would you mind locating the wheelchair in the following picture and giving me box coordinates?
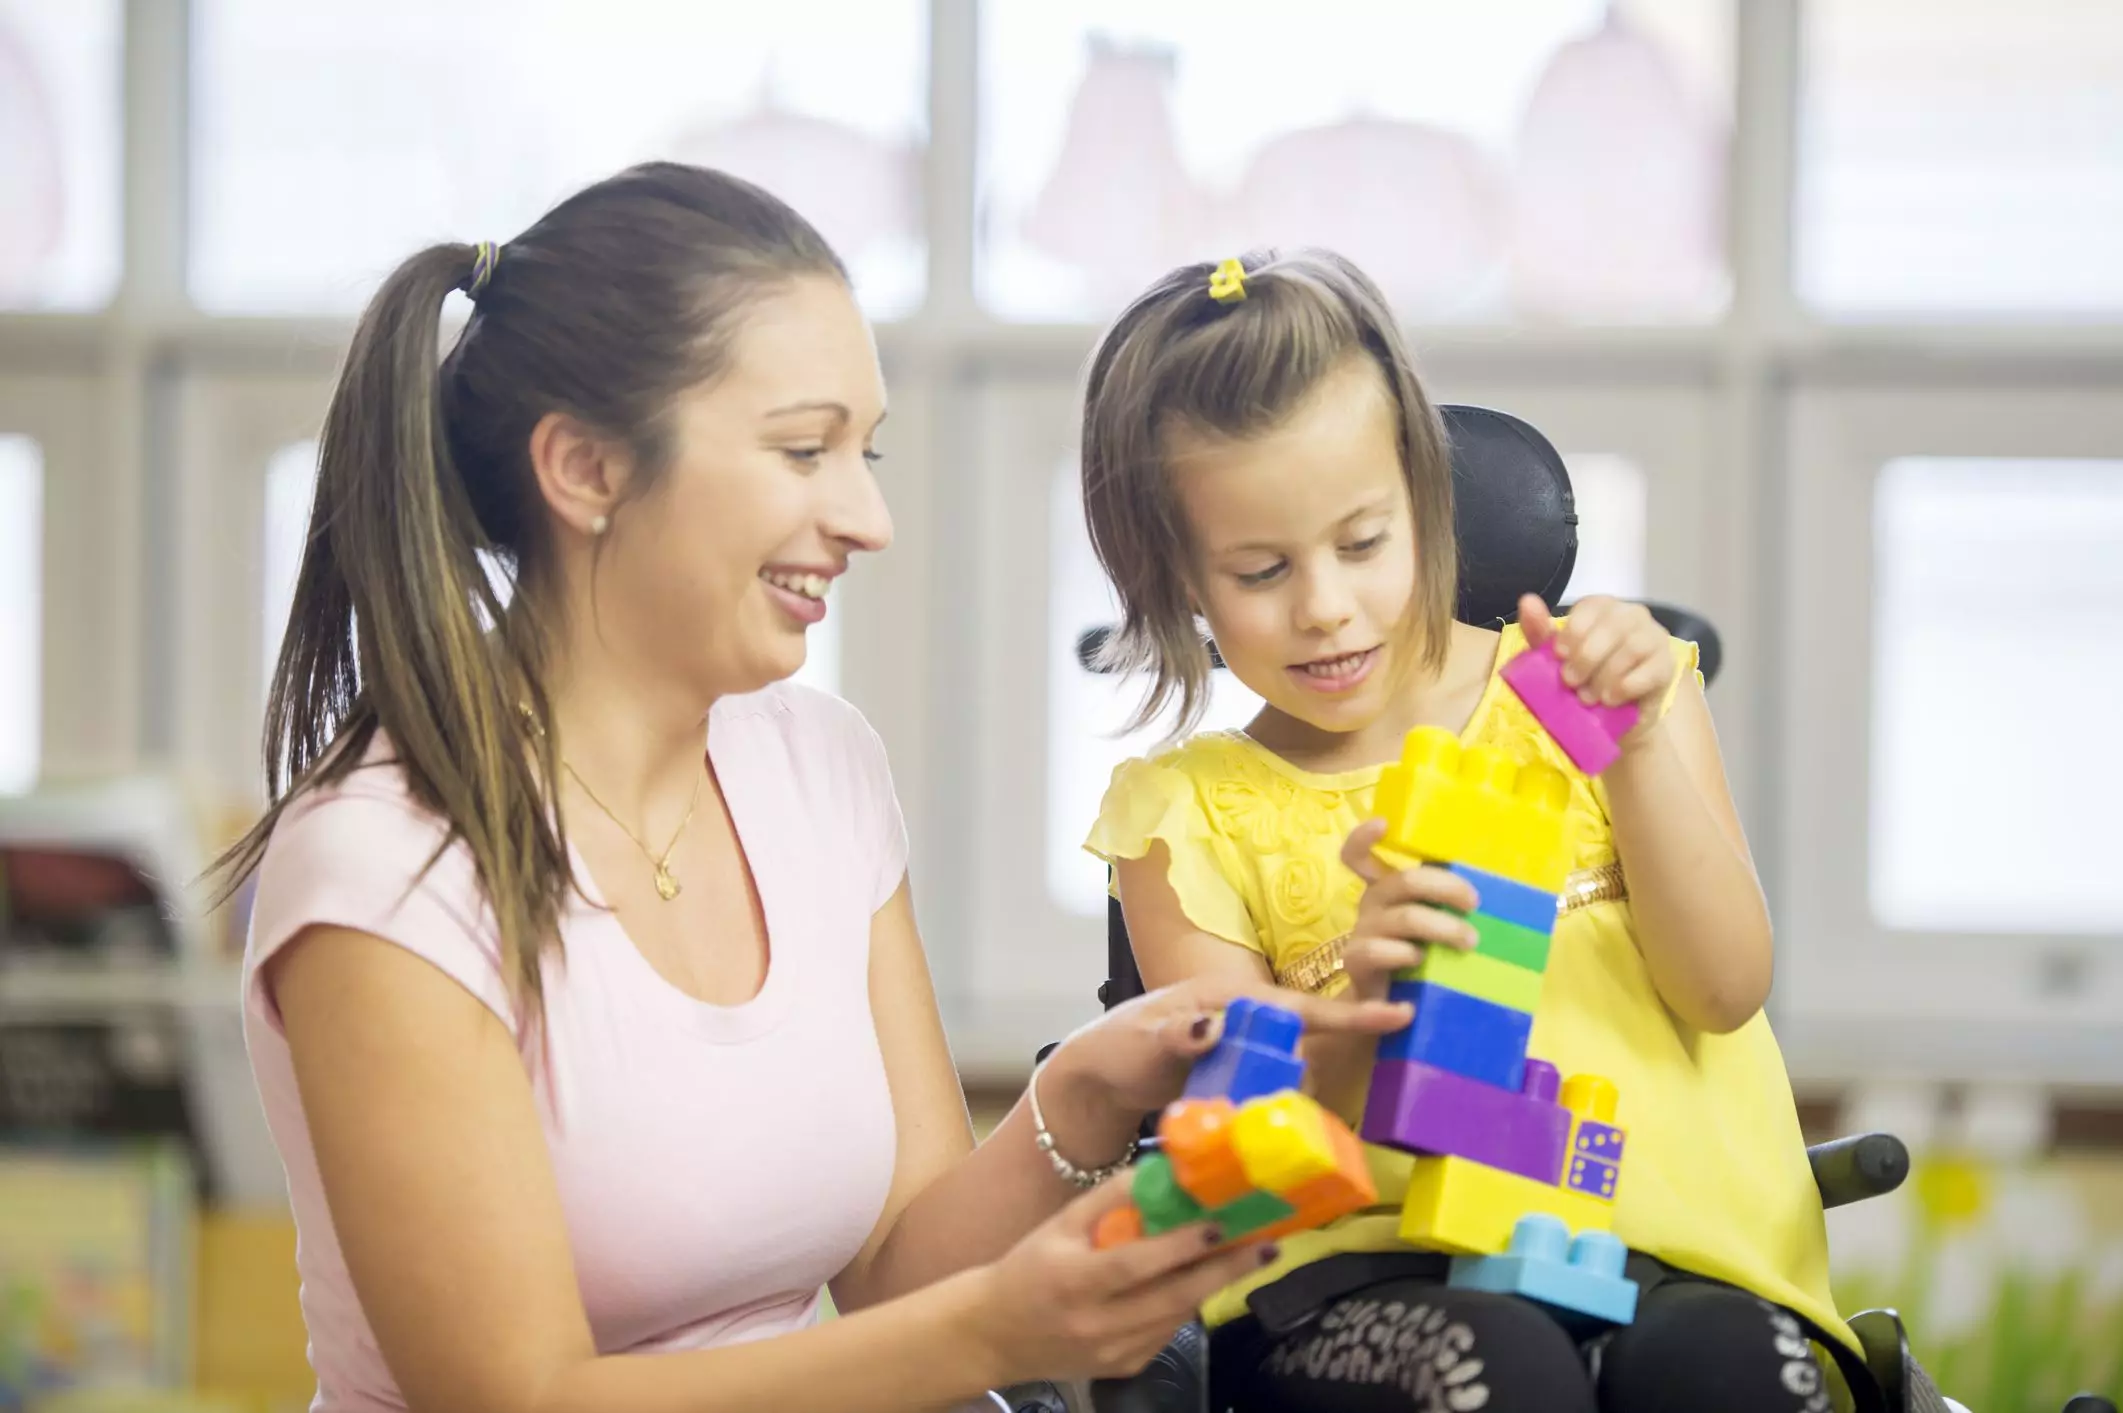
[1007,406,2115,1413]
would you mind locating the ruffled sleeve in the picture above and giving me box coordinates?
[1662,634,1704,713]
[1083,756,1262,954]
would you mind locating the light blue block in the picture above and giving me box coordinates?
[1447,1216,1637,1326]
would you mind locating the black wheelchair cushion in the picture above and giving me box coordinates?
[1442,404,1578,630]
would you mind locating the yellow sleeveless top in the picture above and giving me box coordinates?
[1084,625,1854,1350]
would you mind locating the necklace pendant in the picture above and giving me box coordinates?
[653,866,681,901]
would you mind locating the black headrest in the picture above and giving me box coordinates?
[1442,404,1576,629]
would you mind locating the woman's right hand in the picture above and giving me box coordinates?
[961,1174,1279,1385]
[1336,819,1482,1000]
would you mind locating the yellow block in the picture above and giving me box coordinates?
[1398,1154,1614,1255]
[1374,728,1575,891]
[1230,1092,1339,1194]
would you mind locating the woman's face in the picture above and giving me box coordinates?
[596,275,892,698]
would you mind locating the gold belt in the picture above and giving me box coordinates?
[1270,861,1628,995]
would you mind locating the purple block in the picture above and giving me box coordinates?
[1500,639,1640,776]
[1361,1059,1571,1183]
[1521,1059,1560,1105]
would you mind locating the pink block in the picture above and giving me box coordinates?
[1500,639,1639,776]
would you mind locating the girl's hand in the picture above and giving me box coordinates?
[963,1176,1281,1384]
[1337,818,1480,1000]
[1043,974,1413,1125]
[1518,593,1679,748]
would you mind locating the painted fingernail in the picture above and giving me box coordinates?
[1189,1015,1213,1041]
[1258,1244,1282,1266]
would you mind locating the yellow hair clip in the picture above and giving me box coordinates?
[1208,257,1247,304]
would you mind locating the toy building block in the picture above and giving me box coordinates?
[1229,1092,1378,1242]
[1560,1074,1626,1202]
[1373,728,1575,891]
[1093,1204,1145,1249]
[1362,1058,1571,1184]
[1398,1153,1614,1255]
[1464,906,1555,971]
[1448,1215,1638,1326]
[1183,998,1305,1105]
[1500,639,1640,777]
[1375,979,1532,1091]
[1159,1097,1254,1207]
[1126,1151,1298,1243]
[1442,862,1561,938]
[1400,944,1544,1012]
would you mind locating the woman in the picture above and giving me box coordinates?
[217,162,1412,1412]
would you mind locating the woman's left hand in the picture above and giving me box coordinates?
[1518,592,1678,749]
[1043,976,1413,1127]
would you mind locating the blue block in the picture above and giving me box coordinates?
[1448,1216,1638,1326]
[1442,863,1558,935]
[1377,980,1531,1091]
[1183,998,1306,1104]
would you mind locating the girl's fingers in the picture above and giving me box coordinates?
[1366,903,1479,951]
[1342,935,1425,983]
[1517,594,1557,646]
[1588,638,1659,706]
[1368,864,1479,913]
[1610,651,1675,711]
[1339,819,1391,883]
[1560,613,1628,690]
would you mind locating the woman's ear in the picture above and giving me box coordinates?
[527,411,625,539]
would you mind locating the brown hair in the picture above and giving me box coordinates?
[212,162,845,1021]
[1080,248,1456,734]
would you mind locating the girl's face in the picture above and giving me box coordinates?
[1168,355,1419,737]
[597,275,893,697]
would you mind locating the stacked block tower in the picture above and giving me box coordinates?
[1093,1000,1378,1252]
[1361,637,1641,1326]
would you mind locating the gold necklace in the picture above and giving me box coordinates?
[564,759,705,901]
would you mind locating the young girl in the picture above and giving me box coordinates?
[1081,250,1857,1413]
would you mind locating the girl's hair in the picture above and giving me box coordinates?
[1080,248,1456,734]
[212,162,845,1020]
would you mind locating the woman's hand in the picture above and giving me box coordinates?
[1040,973,1413,1132]
[1335,818,1481,1000]
[962,1175,1281,1386]
[1518,592,1678,750]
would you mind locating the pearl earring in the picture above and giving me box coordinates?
[589,515,609,536]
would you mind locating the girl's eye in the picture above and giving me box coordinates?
[782,448,825,467]
[1236,561,1287,587]
[1344,533,1386,556]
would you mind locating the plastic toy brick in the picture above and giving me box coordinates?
[1182,998,1306,1105]
[1399,943,1544,1012]
[1500,639,1640,777]
[1158,1097,1254,1208]
[1131,1152,1207,1234]
[1373,727,1575,891]
[1448,1215,1638,1326]
[1211,1186,1300,1240]
[1093,1204,1145,1250]
[1375,979,1532,1091]
[1398,1153,1614,1255]
[1362,1059,1571,1184]
[1560,1074,1619,1124]
[1229,1092,1376,1217]
[1443,863,1561,938]
[1465,907,1554,972]
[1564,1099,1626,1202]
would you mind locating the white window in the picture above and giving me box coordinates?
[1046,459,1262,917]
[1561,453,1649,602]
[190,0,928,317]
[261,441,319,705]
[0,435,43,793]
[1869,457,2123,934]
[980,0,1733,323]
[0,0,122,309]
[1797,0,2123,317]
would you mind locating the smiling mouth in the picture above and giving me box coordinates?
[759,568,829,600]
[1295,647,1377,679]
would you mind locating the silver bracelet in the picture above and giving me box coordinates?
[1027,1061,1138,1190]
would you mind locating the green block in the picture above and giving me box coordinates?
[1396,943,1544,1013]
[1132,1154,1206,1234]
[1467,909,1552,972]
[1208,1186,1296,1239]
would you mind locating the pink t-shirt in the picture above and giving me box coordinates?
[242,684,905,1411]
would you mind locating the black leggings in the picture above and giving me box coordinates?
[1217,1272,1839,1413]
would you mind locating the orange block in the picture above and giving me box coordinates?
[1093,1205,1145,1250]
[1158,1097,1253,1208]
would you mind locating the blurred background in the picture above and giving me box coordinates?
[0,0,2119,1408]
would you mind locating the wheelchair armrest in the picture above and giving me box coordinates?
[1807,1133,1910,1210]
